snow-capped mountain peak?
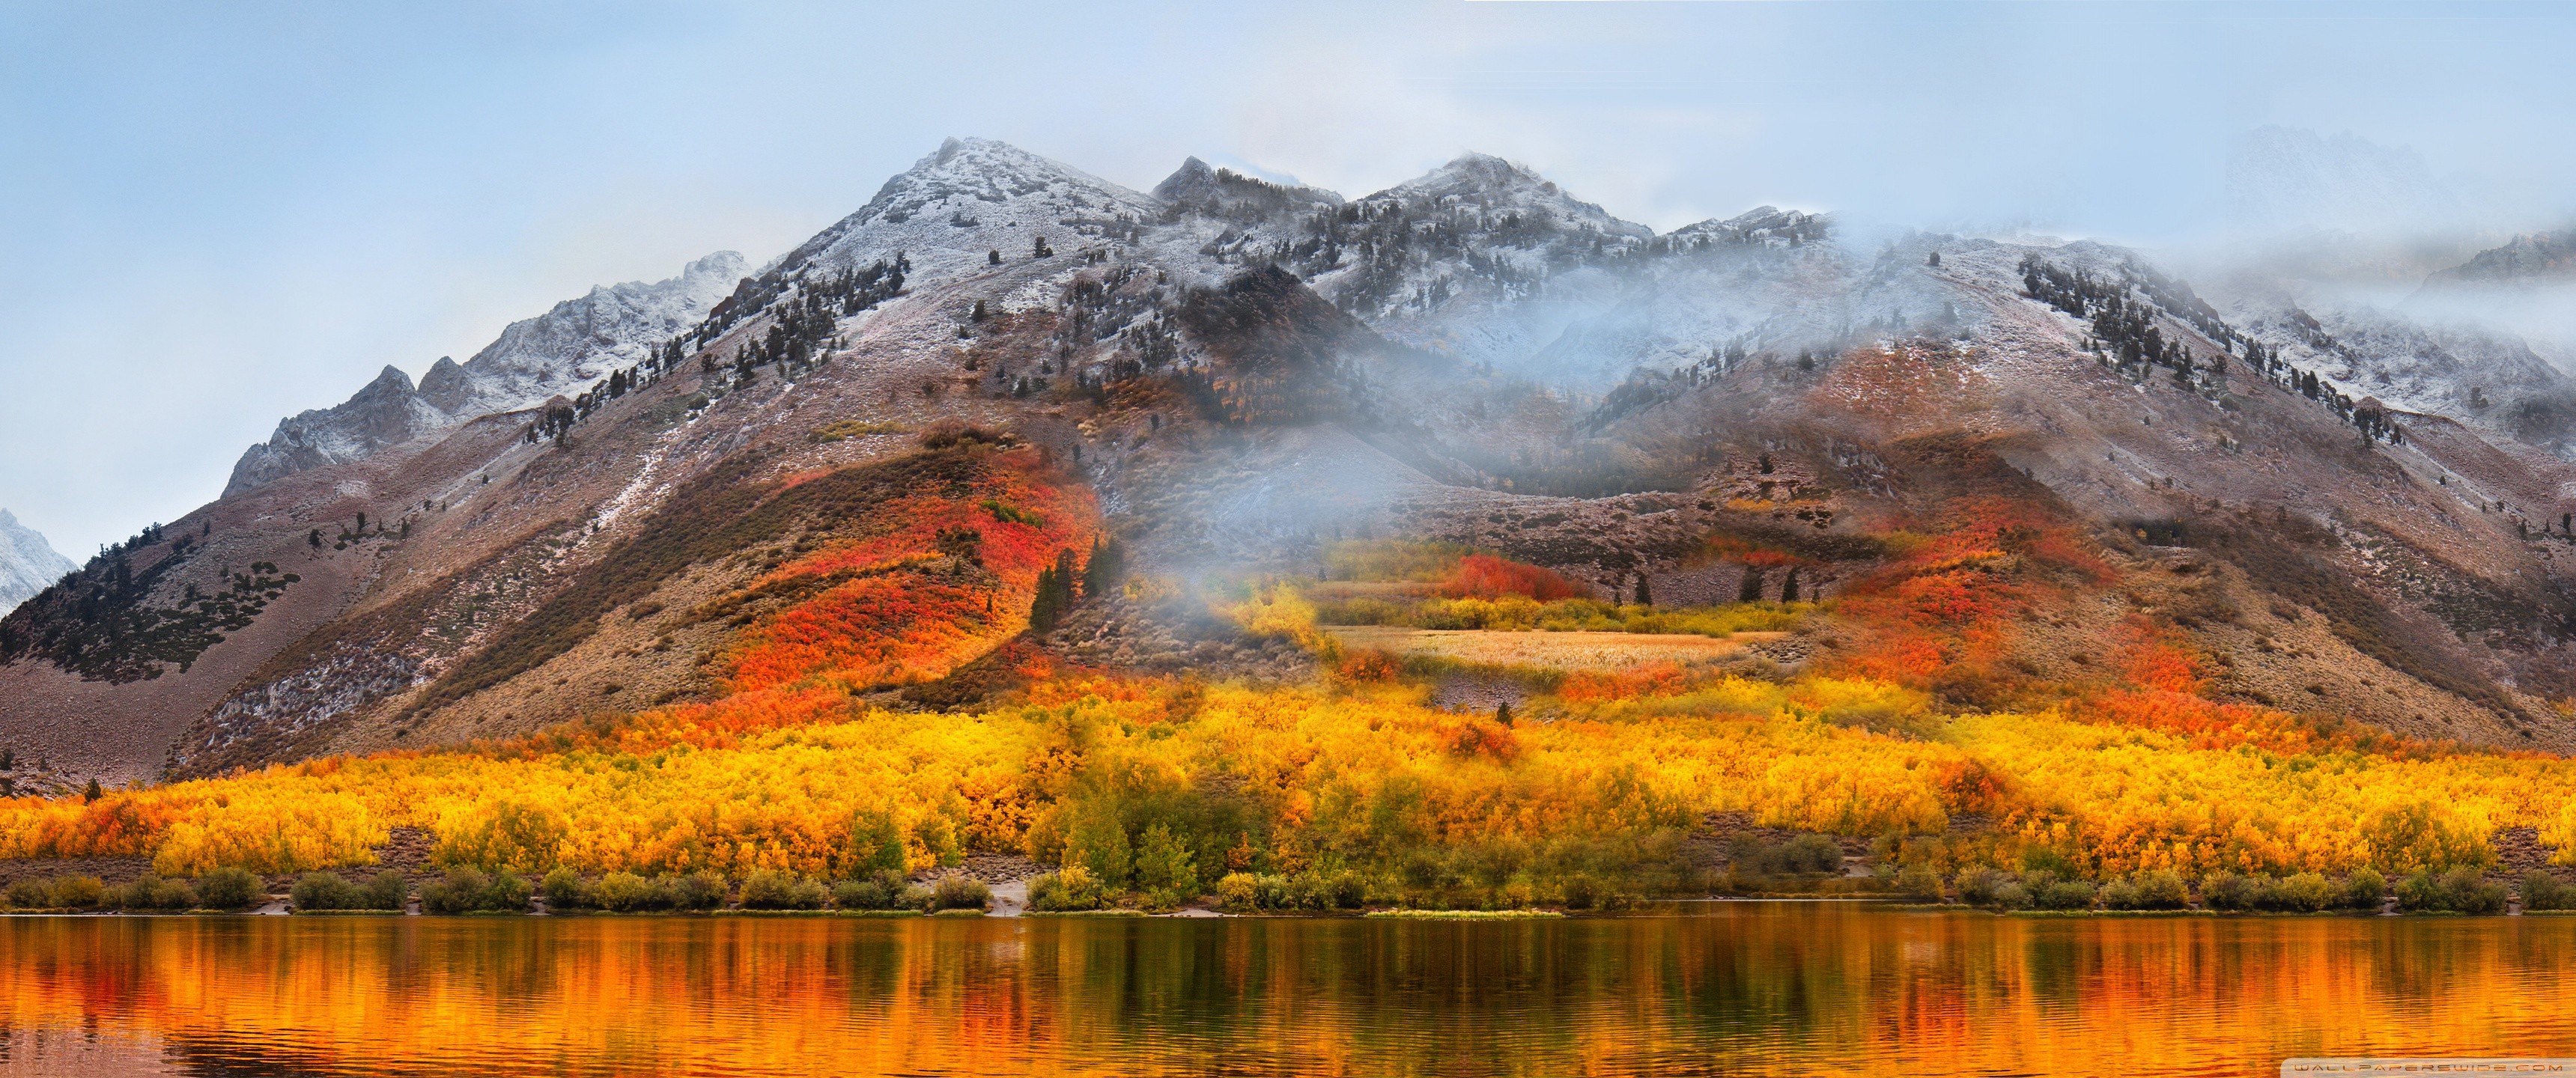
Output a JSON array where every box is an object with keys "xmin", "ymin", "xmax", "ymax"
[
  {"xmin": 225, "ymin": 252, "xmax": 744, "ymax": 496},
  {"xmin": 1152, "ymin": 156, "xmax": 1343, "ymax": 221},
  {"xmin": 775, "ymin": 137, "xmax": 1164, "ymax": 281},
  {"xmin": 0, "ymin": 510, "xmax": 76, "ymax": 617},
  {"xmin": 1370, "ymin": 152, "xmax": 1650, "ymax": 240},
  {"xmin": 1668, "ymin": 205, "xmax": 1832, "ymax": 247}
]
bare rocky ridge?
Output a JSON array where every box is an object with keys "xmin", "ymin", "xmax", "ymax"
[
  {"xmin": 8, "ymin": 135, "xmax": 2576, "ymax": 787},
  {"xmin": 224, "ymin": 251, "xmax": 747, "ymax": 496}
]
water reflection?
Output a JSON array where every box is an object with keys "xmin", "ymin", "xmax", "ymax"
[{"xmin": 0, "ymin": 904, "xmax": 2570, "ymax": 1077}]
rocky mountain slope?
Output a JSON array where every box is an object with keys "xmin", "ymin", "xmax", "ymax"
[
  {"xmin": 224, "ymin": 252, "xmax": 747, "ymax": 496},
  {"xmin": 2425, "ymin": 228, "xmax": 2576, "ymax": 289},
  {"xmin": 8, "ymin": 136, "xmax": 2576, "ymax": 791},
  {"xmin": 0, "ymin": 511, "xmax": 75, "ymax": 618}
]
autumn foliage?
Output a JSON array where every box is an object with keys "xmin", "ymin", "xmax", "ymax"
[
  {"xmin": 7, "ymin": 451, "xmax": 2576, "ymax": 896},
  {"xmin": 1442, "ymin": 554, "xmax": 1585, "ymax": 601}
]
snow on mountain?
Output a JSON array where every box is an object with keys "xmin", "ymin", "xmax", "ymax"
[
  {"xmin": 225, "ymin": 252, "xmax": 745, "ymax": 496},
  {"xmin": 1151, "ymin": 156, "xmax": 1343, "ymax": 223},
  {"xmin": 771, "ymin": 137, "xmax": 1164, "ymax": 285},
  {"xmin": 0, "ymin": 510, "xmax": 76, "ymax": 617},
  {"xmin": 1667, "ymin": 205, "xmax": 1831, "ymax": 248},
  {"xmin": 428, "ymin": 251, "xmax": 747, "ymax": 418},
  {"xmin": 2428, "ymin": 229, "xmax": 2576, "ymax": 287}
]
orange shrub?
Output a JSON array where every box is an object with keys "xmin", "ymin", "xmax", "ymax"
[{"xmin": 1442, "ymin": 554, "xmax": 1585, "ymax": 601}]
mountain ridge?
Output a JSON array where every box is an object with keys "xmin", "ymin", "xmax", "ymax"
[
  {"xmin": 7, "ymin": 135, "xmax": 2576, "ymax": 794},
  {"xmin": 0, "ymin": 511, "xmax": 76, "ymax": 618}
]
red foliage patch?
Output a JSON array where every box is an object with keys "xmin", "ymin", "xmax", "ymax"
[{"xmin": 1442, "ymin": 554, "xmax": 1585, "ymax": 600}]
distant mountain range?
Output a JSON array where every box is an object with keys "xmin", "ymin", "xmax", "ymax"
[
  {"xmin": 224, "ymin": 252, "xmax": 747, "ymax": 496},
  {"xmin": 0, "ymin": 511, "xmax": 74, "ymax": 617}
]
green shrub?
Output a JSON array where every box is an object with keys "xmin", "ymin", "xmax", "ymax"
[
  {"xmin": 664, "ymin": 872, "xmax": 728, "ymax": 911},
  {"xmin": 1731, "ymin": 834, "xmax": 1844, "ymax": 877},
  {"xmin": 2440, "ymin": 869, "xmax": 2506, "ymax": 914},
  {"xmin": 2396, "ymin": 869, "xmax": 2507, "ymax": 914},
  {"xmin": 738, "ymin": 869, "xmax": 827, "ymax": 910},
  {"xmin": 1955, "ymin": 868, "xmax": 2005, "ymax": 907},
  {"xmin": 832, "ymin": 880, "xmax": 891, "ymax": 910},
  {"xmin": 2036, "ymin": 879, "xmax": 2096, "ymax": 911},
  {"xmin": 1987, "ymin": 882, "xmax": 2032, "ymax": 910},
  {"xmin": 2523, "ymin": 871, "xmax": 2574, "ymax": 912},
  {"xmin": 4, "ymin": 877, "xmax": 54, "ymax": 909},
  {"xmin": 2339, "ymin": 868, "xmax": 2388, "ymax": 910},
  {"xmin": 929, "ymin": 876, "xmax": 990, "ymax": 912},
  {"xmin": 2202, "ymin": 873, "xmax": 2262, "ymax": 912},
  {"xmin": 1214, "ymin": 871, "xmax": 1257, "ymax": 913},
  {"xmin": 1133, "ymin": 823, "xmax": 1198, "ymax": 906},
  {"xmin": 541, "ymin": 868, "xmax": 587, "ymax": 910},
  {"xmin": 293, "ymin": 871, "xmax": 365, "ymax": 911},
  {"xmin": 422, "ymin": 868, "xmax": 531, "ymax": 913},
  {"xmin": 195, "ymin": 868, "xmax": 263, "ymax": 910},
  {"xmin": 1030, "ymin": 866, "xmax": 1105, "ymax": 912},
  {"xmin": 1894, "ymin": 865, "xmax": 1945, "ymax": 902},
  {"xmin": 592, "ymin": 872, "xmax": 660, "ymax": 912},
  {"xmin": 1323, "ymin": 871, "xmax": 1369, "ymax": 910},
  {"xmin": 2261, "ymin": 872, "xmax": 2336, "ymax": 913},
  {"xmin": 1781, "ymin": 835, "xmax": 1844, "ymax": 874},
  {"xmin": 2394, "ymin": 871, "xmax": 2440, "ymax": 911},
  {"xmin": 2106, "ymin": 871, "xmax": 2187, "ymax": 910},
  {"xmin": 49, "ymin": 876, "xmax": 104, "ymax": 909},
  {"xmin": 2132, "ymin": 870, "xmax": 2189, "ymax": 910},
  {"xmin": 112, "ymin": 876, "xmax": 197, "ymax": 911},
  {"xmin": 363, "ymin": 871, "xmax": 410, "ymax": 911}
]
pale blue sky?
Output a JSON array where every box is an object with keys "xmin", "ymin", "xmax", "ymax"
[{"xmin": 3, "ymin": 0, "xmax": 2571, "ymax": 555}]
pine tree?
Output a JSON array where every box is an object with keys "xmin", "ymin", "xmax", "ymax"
[
  {"xmin": 988, "ymin": 249, "xmax": 1002, "ymax": 266},
  {"xmin": 1082, "ymin": 536, "xmax": 1123, "ymax": 599},
  {"xmin": 970, "ymin": 299, "xmax": 988, "ymax": 322},
  {"xmin": 0, "ymin": 748, "xmax": 13, "ymax": 771},
  {"xmin": 1634, "ymin": 573, "xmax": 1652, "ymax": 606},
  {"xmin": 1780, "ymin": 567, "xmax": 1802, "ymax": 603},
  {"xmin": 83, "ymin": 778, "xmax": 102, "ymax": 803},
  {"xmin": 1738, "ymin": 566, "xmax": 1765, "ymax": 603}
]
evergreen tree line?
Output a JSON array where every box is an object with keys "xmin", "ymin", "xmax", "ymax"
[
  {"xmin": 0, "ymin": 521, "xmax": 298, "ymax": 684},
  {"xmin": 2019, "ymin": 256, "xmax": 2402, "ymax": 445},
  {"xmin": 1027, "ymin": 537, "xmax": 1123, "ymax": 634},
  {"xmin": 523, "ymin": 256, "xmax": 908, "ymax": 446}
]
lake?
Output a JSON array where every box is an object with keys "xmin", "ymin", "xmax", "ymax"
[{"xmin": 1, "ymin": 901, "xmax": 2572, "ymax": 1077}]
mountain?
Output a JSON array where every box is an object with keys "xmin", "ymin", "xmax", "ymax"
[
  {"xmin": 224, "ymin": 252, "xmax": 747, "ymax": 496},
  {"xmin": 2228, "ymin": 126, "xmax": 2464, "ymax": 234},
  {"xmin": 2427, "ymin": 228, "xmax": 2576, "ymax": 288},
  {"xmin": 7, "ymin": 135, "xmax": 2576, "ymax": 798},
  {"xmin": 0, "ymin": 511, "xmax": 76, "ymax": 617}
]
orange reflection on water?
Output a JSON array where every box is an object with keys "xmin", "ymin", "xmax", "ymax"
[{"xmin": 0, "ymin": 905, "xmax": 2572, "ymax": 1077}]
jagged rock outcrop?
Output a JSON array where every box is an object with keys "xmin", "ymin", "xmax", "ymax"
[
  {"xmin": 223, "ymin": 251, "xmax": 746, "ymax": 496},
  {"xmin": 2428, "ymin": 230, "xmax": 2576, "ymax": 287},
  {"xmin": 0, "ymin": 510, "xmax": 76, "ymax": 617}
]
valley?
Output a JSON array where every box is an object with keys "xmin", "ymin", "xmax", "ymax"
[{"xmin": 4, "ymin": 137, "xmax": 2575, "ymax": 917}]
